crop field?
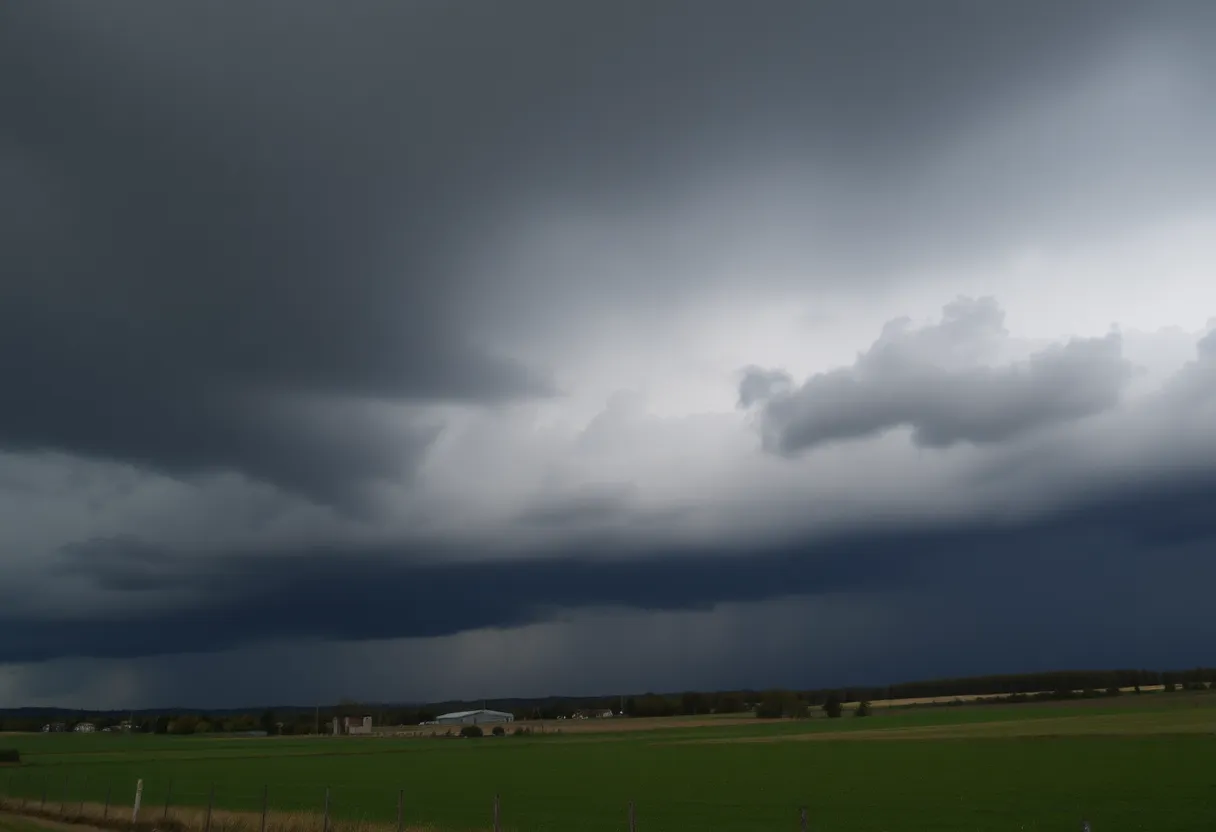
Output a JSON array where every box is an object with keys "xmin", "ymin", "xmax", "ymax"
[{"xmin": 3, "ymin": 693, "xmax": 1216, "ymax": 831}]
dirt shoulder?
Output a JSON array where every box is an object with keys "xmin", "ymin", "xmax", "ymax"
[{"xmin": 0, "ymin": 812, "xmax": 105, "ymax": 832}]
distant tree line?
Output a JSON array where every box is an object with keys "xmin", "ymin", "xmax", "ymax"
[{"xmin": 2, "ymin": 667, "xmax": 1213, "ymax": 734}]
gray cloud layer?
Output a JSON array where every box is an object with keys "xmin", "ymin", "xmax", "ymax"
[
  {"xmin": 742, "ymin": 298, "xmax": 1134, "ymax": 454},
  {"xmin": 1, "ymin": 3, "xmax": 555, "ymax": 504},
  {"xmin": 2, "ymin": 468, "xmax": 1214, "ymax": 709},
  {"xmin": 3, "ymin": 1, "xmax": 1216, "ymax": 706},
  {"xmin": 4, "ymin": 1, "xmax": 1213, "ymax": 502}
]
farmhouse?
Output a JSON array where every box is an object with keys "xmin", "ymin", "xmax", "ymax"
[
  {"xmin": 331, "ymin": 715, "xmax": 373, "ymax": 735},
  {"xmin": 433, "ymin": 709, "xmax": 514, "ymax": 725},
  {"xmin": 73, "ymin": 722, "xmax": 96, "ymax": 733}
]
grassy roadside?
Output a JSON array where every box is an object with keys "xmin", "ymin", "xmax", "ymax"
[{"xmin": 0, "ymin": 801, "xmax": 446, "ymax": 832}]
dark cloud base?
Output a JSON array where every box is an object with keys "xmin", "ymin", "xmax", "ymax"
[{"xmin": 5, "ymin": 470, "xmax": 1214, "ymax": 665}]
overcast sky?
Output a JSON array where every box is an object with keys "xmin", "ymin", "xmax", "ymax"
[{"xmin": 3, "ymin": 1, "xmax": 1216, "ymax": 709}]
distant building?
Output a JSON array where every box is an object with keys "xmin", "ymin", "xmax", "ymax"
[
  {"xmin": 345, "ymin": 716, "xmax": 373, "ymax": 735},
  {"xmin": 74, "ymin": 723, "xmax": 96, "ymax": 733},
  {"xmin": 433, "ymin": 709, "xmax": 514, "ymax": 726},
  {"xmin": 332, "ymin": 716, "xmax": 373, "ymax": 735}
]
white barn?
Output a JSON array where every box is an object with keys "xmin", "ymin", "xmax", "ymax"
[{"xmin": 434, "ymin": 709, "xmax": 514, "ymax": 725}]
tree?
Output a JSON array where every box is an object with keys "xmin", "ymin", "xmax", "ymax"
[
  {"xmin": 755, "ymin": 690, "xmax": 806, "ymax": 719},
  {"xmin": 169, "ymin": 715, "xmax": 199, "ymax": 735},
  {"xmin": 492, "ymin": 725, "xmax": 506, "ymax": 736},
  {"xmin": 854, "ymin": 700, "xmax": 872, "ymax": 718},
  {"xmin": 718, "ymin": 695, "xmax": 745, "ymax": 714},
  {"xmin": 822, "ymin": 694, "xmax": 843, "ymax": 719},
  {"xmin": 680, "ymin": 691, "xmax": 709, "ymax": 715},
  {"xmin": 260, "ymin": 710, "xmax": 277, "ymax": 734},
  {"xmin": 460, "ymin": 725, "xmax": 484, "ymax": 738}
]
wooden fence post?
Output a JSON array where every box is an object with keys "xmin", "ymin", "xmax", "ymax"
[
  {"xmin": 102, "ymin": 783, "xmax": 111, "ymax": 820},
  {"xmin": 132, "ymin": 778, "xmax": 144, "ymax": 823},
  {"xmin": 628, "ymin": 800, "xmax": 636, "ymax": 832},
  {"xmin": 260, "ymin": 785, "xmax": 269, "ymax": 832},
  {"xmin": 800, "ymin": 806, "xmax": 808, "ymax": 832},
  {"xmin": 40, "ymin": 775, "xmax": 47, "ymax": 810},
  {"xmin": 164, "ymin": 779, "xmax": 174, "ymax": 821},
  {"xmin": 396, "ymin": 788, "xmax": 403, "ymax": 832},
  {"xmin": 323, "ymin": 786, "xmax": 331, "ymax": 832},
  {"xmin": 78, "ymin": 776, "xmax": 87, "ymax": 817},
  {"xmin": 205, "ymin": 784, "xmax": 215, "ymax": 832},
  {"xmin": 1082, "ymin": 821, "xmax": 1091, "ymax": 832},
  {"xmin": 61, "ymin": 775, "xmax": 68, "ymax": 815},
  {"xmin": 492, "ymin": 793, "xmax": 500, "ymax": 832}
]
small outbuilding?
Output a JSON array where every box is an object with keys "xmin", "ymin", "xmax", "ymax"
[
  {"xmin": 332, "ymin": 716, "xmax": 373, "ymax": 735},
  {"xmin": 433, "ymin": 709, "xmax": 514, "ymax": 726}
]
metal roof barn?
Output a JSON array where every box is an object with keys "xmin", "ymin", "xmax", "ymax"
[{"xmin": 433, "ymin": 709, "xmax": 515, "ymax": 725}]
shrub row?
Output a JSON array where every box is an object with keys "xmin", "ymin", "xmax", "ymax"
[
  {"xmin": 457, "ymin": 724, "xmax": 516, "ymax": 738},
  {"xmin": 0, "ymin": 748, "xmax": 19, "ymax": 764}
]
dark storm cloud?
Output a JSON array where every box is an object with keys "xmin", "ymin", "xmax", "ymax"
[
  {"xmin": 2, "ymin": 0, "xmax": 1208, "ymax": 503},
  {"xmin": 0, "ymin": 3, "xmax": 554, "ymax": 503},
  {"xmin": 1, "ymin": 535, "xmax": 920, "ymax": 664},
  {"xmin": 5, "ymin": 470, "xmax": 1215, "ymax": 665},
  {"xmin": 54, "ymin": 535, "xmax": 181, "ymax": 593},
  {"xmin": 742, "ymin": 298, "xmax": 1133, "ymax": 454}
]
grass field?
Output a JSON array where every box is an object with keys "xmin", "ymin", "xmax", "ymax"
[{"xmin": 4, "ymin": 692, "xmax": 1216, "ymax": 831}]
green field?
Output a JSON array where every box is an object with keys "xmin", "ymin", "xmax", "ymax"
[{"xmin": 4, "ymin": 694, "xmax": 1216, "ymax": 831}]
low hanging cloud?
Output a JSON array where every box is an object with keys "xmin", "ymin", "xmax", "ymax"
[
  {"xmin": 3, "ymin": 2, "xmax": 1216, "ymax": 709},
  {"xmin": 741, "ymin": 297, "xmax": 1134, "ymax": 455}
]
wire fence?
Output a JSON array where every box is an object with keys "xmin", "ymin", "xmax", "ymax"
[{"xmin": 0, "ymin": 771, "xmax": 1103, "ymax": 832}]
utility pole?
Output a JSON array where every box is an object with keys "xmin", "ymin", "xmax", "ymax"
[{"xmin": 314, "ymin": 705, "xmax": 319, "ymax": 736}]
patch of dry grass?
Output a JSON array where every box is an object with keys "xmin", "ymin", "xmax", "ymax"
[
  {"xmin": 0, "ymin": 800, "xmax": 450, "ymax": 832},
  {"xmin": 378, "ymin": 714, "xmax": 757, "ymax": 738},
  {"xmin": 675, "ymin": 705, "xmax": 1216, "ymax": 745},
  {"xmin": 840, "ymin": 684, "xmax": 1172, "ymax": 710}
]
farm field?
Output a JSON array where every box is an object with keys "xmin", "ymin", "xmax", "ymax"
[{"xmin": 4, "ymin": 693, "xmax": 1216, "ymax": 831}]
